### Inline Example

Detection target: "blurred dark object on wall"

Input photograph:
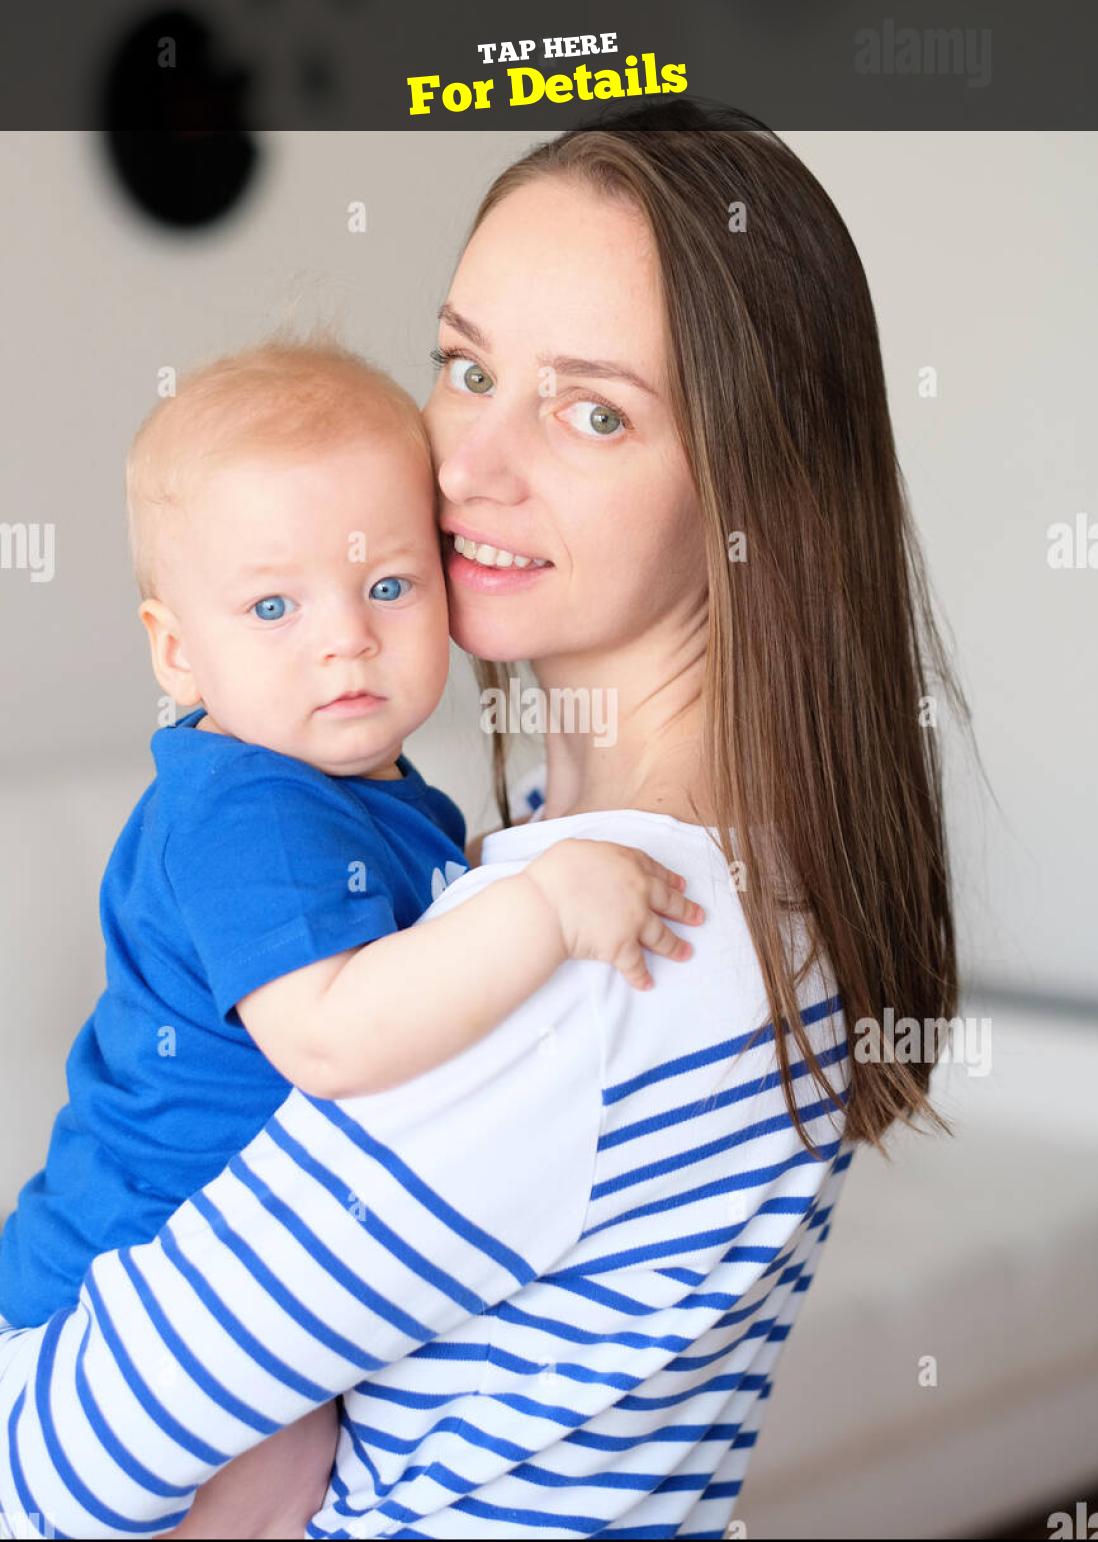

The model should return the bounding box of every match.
[102,6,259,229]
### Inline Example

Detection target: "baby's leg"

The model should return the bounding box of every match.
[164,1399,340,1540]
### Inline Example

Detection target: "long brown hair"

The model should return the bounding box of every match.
[464,103,969,1155]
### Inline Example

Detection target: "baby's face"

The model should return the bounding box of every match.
[161,434,451,777]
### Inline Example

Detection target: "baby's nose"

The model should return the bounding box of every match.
[322,605,379,660]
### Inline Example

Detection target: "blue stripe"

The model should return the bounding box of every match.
[604,994,842,1104]
[702,1480,742,1499]
[464,1338,755,1408]
[604,1024,777,1105]
[586,1139,837,1278]
[264,1116,491,1317]
[588,1160,828,1244]
[187,1190,384,1373]
[442,1454,700,1495]
[600,1039,848,1153]
[453,1493,607,1531]
[490,1301,690,1355]
[342,1422,388,1497]
[591,1089,842,1202]
[83,1268,229,1465]
[160,1224,330,1402]
[342,1398,749,1495]
[354,1412,532,1466]
[306,1099,537,1286]
[548,1225,782,1280]
[585,1142,826,1239]
[32,1310,174,1534]
[343,1378,459,1412]
[563,1423,742,1457]
[378,1496,437,1529]
[71,1313,193,1501]
[117,1248,279,1437]
[618,1368,753,1413]
[597,1529,681,1539]
[227,1150,445,1338]
[7,1387,71,1541]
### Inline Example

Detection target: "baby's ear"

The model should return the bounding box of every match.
[137,598,202,707]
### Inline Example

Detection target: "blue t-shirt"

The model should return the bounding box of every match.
[0,709,467,1327]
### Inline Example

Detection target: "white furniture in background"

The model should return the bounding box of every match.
[738,1005,1098,1538]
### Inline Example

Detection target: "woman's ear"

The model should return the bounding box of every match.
[138,598,202,707]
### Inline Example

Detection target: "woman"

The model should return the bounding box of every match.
[0,104,960,1538]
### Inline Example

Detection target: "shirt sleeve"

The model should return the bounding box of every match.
[162,751,399,1019]
[0,869,602,1537]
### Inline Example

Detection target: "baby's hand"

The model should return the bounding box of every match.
[524,838,705,991]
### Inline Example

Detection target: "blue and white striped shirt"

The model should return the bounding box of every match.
[0,808,851,1539]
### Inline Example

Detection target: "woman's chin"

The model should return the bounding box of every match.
[447,606,537,664]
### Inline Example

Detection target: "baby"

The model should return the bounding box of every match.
[0,337,703,1532]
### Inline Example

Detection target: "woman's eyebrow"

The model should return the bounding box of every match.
[438,302,657,397]
[438,303,488,349]
[545,353,657,397]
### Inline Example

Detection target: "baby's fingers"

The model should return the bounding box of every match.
[639,913,694,964]
[614,941,655,992]
[640,856,689,892]
[649,878,705,927]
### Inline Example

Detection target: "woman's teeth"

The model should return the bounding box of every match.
[452,533,548,569]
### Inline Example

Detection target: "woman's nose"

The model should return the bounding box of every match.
[435,405,528,509]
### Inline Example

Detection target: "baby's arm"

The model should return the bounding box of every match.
[237,839,704,1099]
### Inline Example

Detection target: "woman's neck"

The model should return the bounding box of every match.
[531,619,714,826]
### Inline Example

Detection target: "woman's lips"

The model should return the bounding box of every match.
[445,541,554,593]
[316,692,387,717]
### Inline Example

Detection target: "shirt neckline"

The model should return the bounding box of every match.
[170,707,426,797]
[483,805,723,860]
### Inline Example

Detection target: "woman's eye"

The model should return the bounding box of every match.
[252,595,295,621]
[561,400,626,438]
[443,353,494,396]
[369,576,412,602]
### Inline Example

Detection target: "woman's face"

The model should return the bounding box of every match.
[423,175,705,670]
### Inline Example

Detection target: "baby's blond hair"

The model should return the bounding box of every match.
[126,330,430,600]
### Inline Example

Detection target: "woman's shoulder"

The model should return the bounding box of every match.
[465,812,534,868]
[481,805,728,869]
[464,762,545,866]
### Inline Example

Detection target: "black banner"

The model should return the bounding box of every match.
[0,0,1094,130]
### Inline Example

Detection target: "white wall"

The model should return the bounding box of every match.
[0,132,1094,1211]
[0,130,558,818]
[780,133,1096,1003]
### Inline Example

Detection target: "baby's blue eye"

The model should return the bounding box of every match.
[252,595,295,622]
[369,576,411,602]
